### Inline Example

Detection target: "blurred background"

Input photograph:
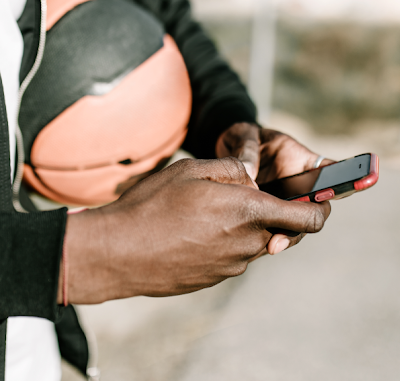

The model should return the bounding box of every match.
[63,0,400,379]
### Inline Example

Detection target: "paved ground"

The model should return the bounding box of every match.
[173,165,400,381]
[61,140,400,381]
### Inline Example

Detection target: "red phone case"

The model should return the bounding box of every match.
[292,153,379,203]
[353,154,379,191]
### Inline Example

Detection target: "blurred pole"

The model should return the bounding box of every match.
[248,0,277,123]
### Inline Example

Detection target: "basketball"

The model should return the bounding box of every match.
[20,0,192,206]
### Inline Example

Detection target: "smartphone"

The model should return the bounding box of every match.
[258,153,379,202]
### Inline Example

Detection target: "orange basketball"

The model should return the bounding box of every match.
[20,0,192,206]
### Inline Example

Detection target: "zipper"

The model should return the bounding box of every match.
[12,0,48,212]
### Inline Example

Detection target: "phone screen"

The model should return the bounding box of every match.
[259,154,371,200]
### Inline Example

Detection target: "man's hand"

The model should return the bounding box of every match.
[216,122,334,255]
[216,123,334,182]
[61,157,330,305]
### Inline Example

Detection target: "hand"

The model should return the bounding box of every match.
[216,123,334,182]
[216,123,334,254]
[60,157,330,304]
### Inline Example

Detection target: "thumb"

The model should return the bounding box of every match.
[216,123,260,180]
[252,193,331,234]
[237,139,260,181]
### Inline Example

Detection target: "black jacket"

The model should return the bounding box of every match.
[0,0,257,378]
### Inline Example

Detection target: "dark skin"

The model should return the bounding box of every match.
[216,122,335,256]
[59,152,331,304]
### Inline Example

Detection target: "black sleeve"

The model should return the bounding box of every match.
[0,75,67,322]
[134,0,258,159]
[0,210,67,322]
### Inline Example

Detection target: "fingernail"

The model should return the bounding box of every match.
[242,162,257,180]
[272,238,290,254]
[250,178,259,189]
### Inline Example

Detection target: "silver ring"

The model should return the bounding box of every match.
[313,155,325,169]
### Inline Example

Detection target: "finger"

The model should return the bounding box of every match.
[306,155,336,171]
[321,158,335,166]
[248,246,269,263]
[216,123,261,180]
[267,232,307,255]
[238,139,260,180]
[251,193,331,233]
[242,161,259,182]
[186,157,258,189]
[235,131,260,180]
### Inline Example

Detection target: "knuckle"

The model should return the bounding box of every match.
[179,158,195,168]
[220,261,249,278]
[172,158,194,172]
[242,192,269,231]
[229,262,248,277]
[226,156,242,166]
[217,156,248,184]
[237,195,259,228]
[292,233,305,246]
[311,208,325,232]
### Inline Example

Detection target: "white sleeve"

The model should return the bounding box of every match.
[0,0,25,179]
